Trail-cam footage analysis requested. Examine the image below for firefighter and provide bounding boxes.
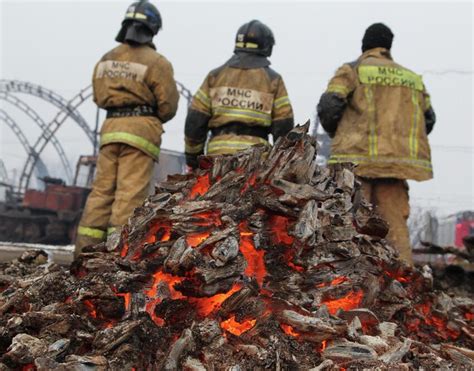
[317,23,436,265]
[75,0,179,256]
[184,20,294,168]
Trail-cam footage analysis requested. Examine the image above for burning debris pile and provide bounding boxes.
[1,124,473,370]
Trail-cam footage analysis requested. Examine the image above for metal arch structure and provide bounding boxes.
[0,109,49,181]
[19,85,93,193]
[0,80,95,144]
[0,92,73,182]
[0,160,9,184]
[176,80,193,106]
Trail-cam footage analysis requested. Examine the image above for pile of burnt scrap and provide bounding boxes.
[1,124,473,370]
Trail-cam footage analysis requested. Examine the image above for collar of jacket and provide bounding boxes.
[122,41,156,50]
[358,47,393,62]
[225,52,271,69]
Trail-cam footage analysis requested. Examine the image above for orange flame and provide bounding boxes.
[413,302,460,340]
[270,215,294,245]
[283,249,304,272]
[187,231,211,247]
[384,270,410,283]
[240,173,257,194]
[116,293,131,311]
[192,283,242,317]
[120,242,129,258]
[316,276,349,288]
[321,340,327,351]
[322,290,363,315]
[83,299,97,318]
[221,315,256,336]
[280,323,300,337]
[239,228,266,287]
[190,173,210,199]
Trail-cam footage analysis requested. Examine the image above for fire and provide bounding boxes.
[316,276,349,288]
[21,365,35,371]
[280,323,300,337]
[240,172,257,194]
[411,302,460,340]
[120,242,129,258]
[283,249,304,272]
[322,290,364,315]
[465,312,474,321]
[321,340,327,351]
[83,299,97,318]
[270,215,294,245]
[116,292,131,311]
[145,271,185,300]
[187,231,211,247]
[384,269,411,283]
[239,226,266,287]
[221,315,256,336]
[190,173,210,199]
[192,283,242,317]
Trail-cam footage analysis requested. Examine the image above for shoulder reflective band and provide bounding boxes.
[78,226,106,240]
[101,132,160,158]
[358,65,424,91]
[194,89,211,109]
[235,42,259,49]
[273,96,291,109]
[107,227,117,236]
[327,84,351,97]
[125,12,147,20]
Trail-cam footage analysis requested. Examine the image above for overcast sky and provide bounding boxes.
[0,0,473,214]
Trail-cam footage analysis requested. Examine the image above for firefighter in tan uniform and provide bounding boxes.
[184,20,294,168]
[317,23,436,265]
[75,1,179,255]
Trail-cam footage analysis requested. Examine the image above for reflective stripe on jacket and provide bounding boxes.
[184,55,294,160]
[324,48,433,181]
[93,43,179,161]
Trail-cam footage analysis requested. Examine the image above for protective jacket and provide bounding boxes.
[93,43,179,161]
[184,53,294,167]
[317,48,436,181]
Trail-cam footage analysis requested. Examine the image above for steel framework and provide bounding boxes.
[0,92,73,182]
[0,80,95,144]
[0,109,48,180]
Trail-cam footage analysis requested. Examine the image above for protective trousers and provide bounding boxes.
[360,178,413,265]
[75,143,154,256]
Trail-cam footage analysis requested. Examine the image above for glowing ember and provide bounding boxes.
[83,299,97,318]
[321,340,327,351]
[465,312,474,321]
[120,242,129,258]
[322,290,364,315]
[316,276,349,288]
[192,283,242,317]
[280,323,300,337]
[186,231,211,247]
[411,302,460,340]
[384,270,410,283]
[145,271,185,300]
[221,315,256,336]
[116,292,131,311]
[240,172,257,194]
[190,173,210,199]
[21,364,35,371]
[270,215,294,245]
[283,249,304,272]
[239,225,266,287]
